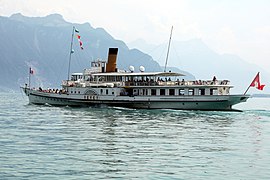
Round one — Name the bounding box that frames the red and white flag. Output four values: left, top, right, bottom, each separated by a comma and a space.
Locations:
250, 72, 265, 90
29, 67, 34, 75
75, 29, 84, 50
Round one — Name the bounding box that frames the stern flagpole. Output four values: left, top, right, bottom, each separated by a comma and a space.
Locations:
244, 72, 260, 95
244, 72, 265, 95
243, 85, 251, 95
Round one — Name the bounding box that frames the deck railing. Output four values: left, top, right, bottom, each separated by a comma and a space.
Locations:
124, 80, 229, 87
62, 80, 230, 87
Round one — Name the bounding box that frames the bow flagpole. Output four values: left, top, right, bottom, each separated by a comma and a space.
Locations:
29, 68, 31, 89
29, 67, 34, 89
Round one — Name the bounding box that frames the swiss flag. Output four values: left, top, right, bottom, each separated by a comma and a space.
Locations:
250, 72, 265, 90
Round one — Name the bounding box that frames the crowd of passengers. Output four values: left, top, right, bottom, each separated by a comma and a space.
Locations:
125, 76, 229, 86
62, 76, 229, 87
37, 87, 67, 94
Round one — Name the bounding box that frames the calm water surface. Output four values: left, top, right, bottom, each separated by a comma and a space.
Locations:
0, 92, 270, 179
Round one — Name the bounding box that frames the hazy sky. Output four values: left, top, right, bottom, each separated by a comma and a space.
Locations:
1, 0, 270, 72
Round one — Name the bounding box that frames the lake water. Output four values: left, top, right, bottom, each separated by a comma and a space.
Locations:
0, 92, 270, 179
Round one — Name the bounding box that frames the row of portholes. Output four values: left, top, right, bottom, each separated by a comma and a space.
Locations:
39, 97, 64, 102
70, 91, 80, 94
84, 95, 98, 100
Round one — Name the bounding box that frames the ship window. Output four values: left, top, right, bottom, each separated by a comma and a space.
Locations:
106, 89, 108, 95
100, 89, 103, 94
142, 89, 148, 95
199, 89, 205, 95
179, 89, 185, 96
78, 91, 80, 94
133, 89, 138, 96
112, 91, 114, 95
139, 89, 143, 96
74, 91, 76, 94
142, 89, 145, 95
169, 89, 175, 95
145, 89, 148, 95
151, 89, 156, 95
188, 89, 194, 96
160, 89, 165, 95
210, 88, 217, 95
71, 91, 73, 93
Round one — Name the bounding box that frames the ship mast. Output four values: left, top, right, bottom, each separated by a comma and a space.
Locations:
164, 26, 173, 72
67, 26, 75, 82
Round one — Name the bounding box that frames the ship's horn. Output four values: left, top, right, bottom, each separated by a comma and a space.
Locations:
106, 48, 118, 72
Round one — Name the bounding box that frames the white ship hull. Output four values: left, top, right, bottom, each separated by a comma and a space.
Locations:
23, 88, 249, 111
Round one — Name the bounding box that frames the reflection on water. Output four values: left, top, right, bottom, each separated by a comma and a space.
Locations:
1, 93, 270, 179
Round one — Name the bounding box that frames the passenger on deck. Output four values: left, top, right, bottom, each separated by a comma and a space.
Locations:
211, 76, 217, 85
181, 79, 185, 85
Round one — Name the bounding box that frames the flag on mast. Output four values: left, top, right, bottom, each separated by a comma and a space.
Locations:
29, 67, 34, 74
250, 72, 265, 90
75, 27, 84, 50
244, 72, 265, 95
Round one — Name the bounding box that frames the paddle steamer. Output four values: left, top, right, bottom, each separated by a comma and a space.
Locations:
22, 47, 249, 111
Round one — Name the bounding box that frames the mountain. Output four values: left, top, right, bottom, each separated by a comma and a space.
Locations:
1, 13, 267, 95
128, 39, 270, 93
0, 13, 163, 90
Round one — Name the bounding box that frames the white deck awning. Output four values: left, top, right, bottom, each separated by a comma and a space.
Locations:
90, 72, 185, 77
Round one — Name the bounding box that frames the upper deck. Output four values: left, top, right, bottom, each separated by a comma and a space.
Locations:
62, 51, 233, 97
63, 71, 231, 89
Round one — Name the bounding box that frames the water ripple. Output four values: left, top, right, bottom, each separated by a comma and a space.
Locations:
0, 92, 270, 179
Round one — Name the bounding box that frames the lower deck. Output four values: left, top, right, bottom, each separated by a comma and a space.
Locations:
24, 88, 249, 111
